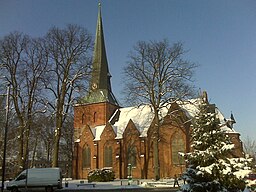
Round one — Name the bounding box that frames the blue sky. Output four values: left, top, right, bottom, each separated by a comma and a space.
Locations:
0, 0, 256, 141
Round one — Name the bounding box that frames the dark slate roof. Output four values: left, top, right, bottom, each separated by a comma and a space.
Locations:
82, 3, 118, 106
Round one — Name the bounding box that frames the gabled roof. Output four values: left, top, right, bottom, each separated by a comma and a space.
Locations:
112, 104, 173, 139
91, 125, 105, 141
179, 99, 238, 133
91, 98, 238, 141
113, 105, 155, 139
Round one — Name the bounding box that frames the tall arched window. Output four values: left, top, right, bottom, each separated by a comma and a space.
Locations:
171, 133, 185, 165
82, 145, 91, 168
93, 112, 97, 123
104, 145, 112, 167
128, 145, 137, 167
82, 113, 85, 124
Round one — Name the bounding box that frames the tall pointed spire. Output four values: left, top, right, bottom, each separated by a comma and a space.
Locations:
83, 3, 118, 105
91, 2, 111, 91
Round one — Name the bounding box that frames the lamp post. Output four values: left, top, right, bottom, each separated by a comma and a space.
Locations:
1, 84, 10, 192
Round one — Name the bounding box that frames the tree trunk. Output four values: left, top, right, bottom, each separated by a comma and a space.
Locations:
52, 115, 62, 167
47, 140, 51, 162
23, 121, 31, 169
153, 113, 160, 180
52, 128, 60, 167
153, 138, 160, 180
31, 136, 38, 168
18, 125, 25, 171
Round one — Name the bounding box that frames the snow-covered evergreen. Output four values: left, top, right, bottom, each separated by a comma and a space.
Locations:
180, 101, 251, 192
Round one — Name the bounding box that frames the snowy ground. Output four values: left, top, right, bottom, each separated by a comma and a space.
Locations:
61, 178, 182, 190
4, 177, 255, 190
60, 178, 256, 191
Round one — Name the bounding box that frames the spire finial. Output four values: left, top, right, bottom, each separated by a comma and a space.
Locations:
202, 90, 208, 103
230, 111, 236, 123
98, 2, 101, 8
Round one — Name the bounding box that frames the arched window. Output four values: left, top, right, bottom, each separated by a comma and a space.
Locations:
93, 112, 97, 123
104, 145, 112, 167
82, 145, 91, 168
171, 133, 185, 165
82, 113, 85, 124
128, 145, 137, 167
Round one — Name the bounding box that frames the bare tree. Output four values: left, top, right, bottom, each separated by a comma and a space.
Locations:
59, 115, 73, 177
123, 39, 197, 180
28, 113, 53, 167
0, 95, 5, 156
243, 136, 256, 166
0, 32, 47, 171
43, 24, 93, 167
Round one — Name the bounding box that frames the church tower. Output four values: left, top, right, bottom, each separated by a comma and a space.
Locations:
74, 3, 119, 128
73, 3, 120, 179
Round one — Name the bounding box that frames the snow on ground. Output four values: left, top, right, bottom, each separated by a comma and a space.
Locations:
61, 178, 182, 189
4, 178, 254, 190
61, 176, 256, 190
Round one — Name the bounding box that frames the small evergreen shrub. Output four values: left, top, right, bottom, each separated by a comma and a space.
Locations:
88, 168, 115, 182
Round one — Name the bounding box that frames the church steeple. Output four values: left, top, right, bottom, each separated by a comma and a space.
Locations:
83, 3, 118, 105
91, 3, 111, 91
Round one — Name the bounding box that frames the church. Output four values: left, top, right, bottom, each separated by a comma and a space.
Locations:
72, 4, 244, 179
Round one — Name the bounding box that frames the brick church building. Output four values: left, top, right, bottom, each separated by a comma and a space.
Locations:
72, 4, 243, 179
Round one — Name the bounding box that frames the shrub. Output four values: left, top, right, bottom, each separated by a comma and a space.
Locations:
88, 168, 115, 182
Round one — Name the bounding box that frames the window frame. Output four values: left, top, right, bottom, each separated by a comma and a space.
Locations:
171, 133, 185, 165
82, 145, 91, 168
104, 145, 113, 167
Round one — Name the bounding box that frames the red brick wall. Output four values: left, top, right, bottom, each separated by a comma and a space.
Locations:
73, 102, 244, 180
227, 132, 244, 157
74, 102, 119, 128
122, 120, 142, 179
73, 102, 119, 179
159, 124, 187, 178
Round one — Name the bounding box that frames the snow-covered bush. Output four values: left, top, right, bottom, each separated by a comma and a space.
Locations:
88, 168, 115, 182
180, 102, 251, 192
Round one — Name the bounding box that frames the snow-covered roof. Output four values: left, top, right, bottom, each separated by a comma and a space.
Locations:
112, 105, 155, 139
91, 125, 106, 141
179, 99, 200, 117
179, 99, 238, 133
91, 99, 238, 140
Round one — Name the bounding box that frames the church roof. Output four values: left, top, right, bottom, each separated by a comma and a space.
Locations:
112, 105, 169, 139
81, 3, 118, 105
91, 125, 105, 141
91, 3, 111, 90
179, 99, 238, 133
110, 99, 238, 139
90, 98, 238, 141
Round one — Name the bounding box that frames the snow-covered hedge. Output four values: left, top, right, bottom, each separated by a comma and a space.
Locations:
88, 168, 115, 182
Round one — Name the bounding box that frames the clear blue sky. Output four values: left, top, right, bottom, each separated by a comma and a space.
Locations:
1, 0, 256, 141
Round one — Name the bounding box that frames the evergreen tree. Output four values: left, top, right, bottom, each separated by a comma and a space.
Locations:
180, 101, 248, 192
